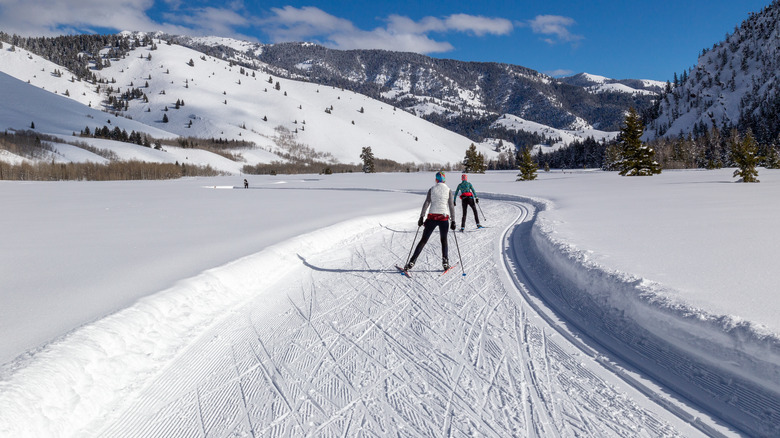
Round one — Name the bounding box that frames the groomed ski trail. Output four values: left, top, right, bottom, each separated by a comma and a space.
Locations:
96, 200, 700, 437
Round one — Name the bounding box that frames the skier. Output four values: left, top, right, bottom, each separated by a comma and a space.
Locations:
404, 171, 456, 272
243, 178, 249, 189
453, 173, 481, 232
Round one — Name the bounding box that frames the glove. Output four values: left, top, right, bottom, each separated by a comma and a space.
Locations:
418, 217, 424, 227
450, 221, 456, 230
476, 198, 479, 204
453, 201, 457, 206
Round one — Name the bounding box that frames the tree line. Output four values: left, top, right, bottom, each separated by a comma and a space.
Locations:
539, 125, 779, 172
0, 160, 220, 181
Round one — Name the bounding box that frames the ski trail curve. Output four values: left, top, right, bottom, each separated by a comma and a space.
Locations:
96, 200, 697, 437
503, 198, 780, 438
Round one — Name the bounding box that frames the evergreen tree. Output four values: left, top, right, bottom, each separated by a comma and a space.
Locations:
602, 143, 622, 171
730, 129, 760, 182
162, 114, 169, 123
516, 146, 537, 181
360, 146, 375, 173
463, 143, 486, 173
764, 137, 780, 169
618, 108, 661, 176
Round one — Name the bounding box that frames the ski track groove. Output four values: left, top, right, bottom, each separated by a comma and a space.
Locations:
97, 201, 693, 437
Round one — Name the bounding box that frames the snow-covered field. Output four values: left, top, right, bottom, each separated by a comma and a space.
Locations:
1, 169, 779, 437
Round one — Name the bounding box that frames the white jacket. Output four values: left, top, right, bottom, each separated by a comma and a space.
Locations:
420, 182, 455, 220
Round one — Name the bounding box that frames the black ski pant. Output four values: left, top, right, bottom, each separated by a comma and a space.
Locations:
460, 197, 480, 228
410, 219, 449, 263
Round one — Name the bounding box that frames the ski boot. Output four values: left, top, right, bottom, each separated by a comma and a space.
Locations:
477, 224, 484, 229
442, 258, 450, 271
404, 261, 415, 271
459, 227, 465, 232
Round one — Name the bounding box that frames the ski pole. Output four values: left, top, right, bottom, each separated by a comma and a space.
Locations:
405, 225, 421, 267
476, 199, 486, 222
451, 227, 466, 276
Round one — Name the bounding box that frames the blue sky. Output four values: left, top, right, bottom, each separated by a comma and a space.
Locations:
0, 0, 772, 81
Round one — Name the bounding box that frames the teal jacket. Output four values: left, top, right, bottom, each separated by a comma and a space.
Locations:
454, 181, 477, 199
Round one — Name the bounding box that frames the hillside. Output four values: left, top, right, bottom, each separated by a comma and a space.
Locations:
0, 34, 497, 172
645, 0, 780, 144
183, 38, 658, 137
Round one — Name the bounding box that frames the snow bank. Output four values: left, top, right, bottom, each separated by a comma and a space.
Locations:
478, 188, 779, 435
0, 209, 413, 437
529, 210, 780, 392
511, 194, 780, 436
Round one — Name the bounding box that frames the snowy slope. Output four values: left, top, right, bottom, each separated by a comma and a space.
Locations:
493, 113, 618, 152
0, 71, 175, 140
1, 170, 779, 437
645, 2, 780, 140
561, 72, 664, 95
0, 38, 497, 169
0, 70, 270, 173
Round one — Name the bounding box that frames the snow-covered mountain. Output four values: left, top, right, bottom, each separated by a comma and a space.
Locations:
0, 33, 499, 172
559, 72, 665, 96
0, 30, 669, 169
176, 36, 658, 142
492, 113, 619, 153
645, 0, 780, 144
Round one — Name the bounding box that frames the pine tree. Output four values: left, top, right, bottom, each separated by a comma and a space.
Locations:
602, 143, 622, 171
516, 146, 537, 181
730, 129, 760, 182
764, 137, 780, 169
618, 108, 661, 176
360, 146, 375, 173
463, 144, 486, 173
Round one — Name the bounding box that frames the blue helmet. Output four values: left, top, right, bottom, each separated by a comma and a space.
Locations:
435, 171, 445, 183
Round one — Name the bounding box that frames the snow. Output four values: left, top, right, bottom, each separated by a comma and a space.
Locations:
581, 72, 610, 84
1, 169, 779, 437
1, 36, 779, 437
1, 42, 497, 169
587, 82, 657, 95
493, 113, 618, 151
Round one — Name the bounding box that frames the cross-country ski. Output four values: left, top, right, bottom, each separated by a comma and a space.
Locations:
395, 264, 411, 277
440, 261, 460, 276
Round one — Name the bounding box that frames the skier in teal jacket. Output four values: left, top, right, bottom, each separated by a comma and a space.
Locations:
453, 174, 482, 232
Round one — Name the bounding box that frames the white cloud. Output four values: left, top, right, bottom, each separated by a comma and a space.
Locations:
263, 5, 357, 41
545, 69, 574, 77
527, 15, 583, 45
385, 14, 446, 35
0, 0, 158, 36
330, 28, 454, 54
0, 2, 513, 56
161, 7, 249, 37
444, 14, 513, 36
262, 7, 513, 54
0, 0, 254, 37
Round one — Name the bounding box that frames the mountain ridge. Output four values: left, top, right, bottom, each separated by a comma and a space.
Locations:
645, 0, 780, 145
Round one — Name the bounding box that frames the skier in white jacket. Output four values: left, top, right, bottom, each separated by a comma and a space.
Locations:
404, 171, 456, 271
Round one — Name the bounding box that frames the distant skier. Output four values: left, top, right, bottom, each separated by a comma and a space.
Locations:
454, 173, 482, 232
243, 178, 248, 189
404, 171, 456, 271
